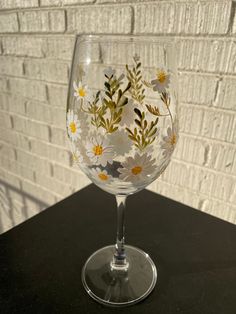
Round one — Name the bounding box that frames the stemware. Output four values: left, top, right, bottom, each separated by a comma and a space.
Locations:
66, 35, 178, 306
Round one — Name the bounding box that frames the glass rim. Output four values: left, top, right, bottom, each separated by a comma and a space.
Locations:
75, 34, 175, 45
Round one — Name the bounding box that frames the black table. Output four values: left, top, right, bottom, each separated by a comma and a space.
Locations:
1, 184, 236, 314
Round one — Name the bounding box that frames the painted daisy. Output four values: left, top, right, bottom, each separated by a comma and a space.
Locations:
86, 135, 115, 167
160, 122, 178, 158
151, 68, 170, 93
90, 167, 112, 183
67, 110, 81, 141
108, 129, 132, 156
103, 67, 116, 78
70, 141, 83, 164
73, 81, 90, 101
118, 153, 156, 183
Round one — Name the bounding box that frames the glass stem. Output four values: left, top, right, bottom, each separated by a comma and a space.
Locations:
112, 195, 128, 269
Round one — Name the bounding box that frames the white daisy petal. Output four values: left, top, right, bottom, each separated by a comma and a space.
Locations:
86, 135, 115, 167
160, 122, 178, 158
103, 67, 116, 78
151, 69, 170, 93
73, 81, 91, 101
67, 109, 82, 141
118, 153, 156, 184
107, 129, 132, 155
90, 167, 112, 183
69, 141, 83, 164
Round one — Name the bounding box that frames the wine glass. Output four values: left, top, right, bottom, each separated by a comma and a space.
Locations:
66, 35, 178, 307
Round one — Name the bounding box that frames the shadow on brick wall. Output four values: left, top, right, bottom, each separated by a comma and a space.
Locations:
0, 180, 48, 234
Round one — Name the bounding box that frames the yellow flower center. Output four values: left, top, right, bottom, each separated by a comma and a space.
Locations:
72, 153, 78, 161
98, 173, 108, 181
78, 87, 86, 97
93, 145, 103, 156
131, 166, 142, 175
170, 134, 176, 145
157, 71, 167, 83
70, 122, 77, 133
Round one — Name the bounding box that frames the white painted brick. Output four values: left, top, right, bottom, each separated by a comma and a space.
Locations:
199, 198, 236, 223
173, 135, 208, 166
47, 83, 68, 107
50, 126, 68, 147
10, 115, 27, 133
21, 179, 58, 205
41, 0, 93, 5
0, 13, 19, 33
179, 104, 204, 135
0, 169, 21, 189
30, 139, 71, 165
0, 77, 8, 92
27, 120, 51, 141
0, 142, 16, 160
207, 142, 236, 175
40, 0, 62, 5
53, 163, 89, 188
24, 59, 69, 83
1, 36, 45, 58
0, 93, 26, 115
21, 198, 44, 218
179, 73, 218, 106
0, 0, 38, 9
16, 150, 52, 176
178, 39, 236, 74
201, 109, 235, 143
214, 77, 236, 111
97, 41, 166, 69
35, 172, 73, 196
0, 110, 12, 129
43, 37, 74, 60
0, 128, 30, 150
51, 108, 66, 129
8, 78, 47, 101
67, 6, 132, 34
12, 115, 50, 141
134, 2, 232, 35
0, 156, 35, 182
26, 100, 51, 123
212, 174, 235, 202
0, 56, 24, 76
18, 10, 66, 33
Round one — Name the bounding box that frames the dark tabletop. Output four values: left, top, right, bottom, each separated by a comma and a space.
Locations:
0, 184, 236, 314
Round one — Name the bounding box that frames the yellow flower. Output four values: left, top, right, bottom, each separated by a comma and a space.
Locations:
90, 168, 112, 183
73, 81, 90, 100
118, 153, 156, 183
67, 110, 81, 141
151, 68, 170, 93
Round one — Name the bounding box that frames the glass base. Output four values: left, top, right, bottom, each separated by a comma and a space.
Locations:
82, 245, 157, 307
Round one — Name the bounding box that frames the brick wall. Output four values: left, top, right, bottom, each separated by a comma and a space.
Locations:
0, 0, 235, 233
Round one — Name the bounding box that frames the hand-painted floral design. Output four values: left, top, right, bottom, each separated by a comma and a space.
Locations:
70, 141, 83, 164
103, 67, 116, 78
86, 135, 115, 167
151, 69, 170, 93
160, 122, 178, 158
108, 129, 132, 155
90, 167, 112, 183
67, 109, 81, 141
68, 55, 177, 188
118, 153, 156, 183
73, 81, 90, 101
